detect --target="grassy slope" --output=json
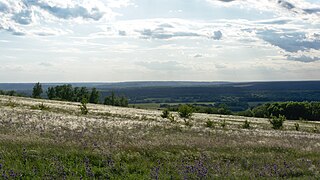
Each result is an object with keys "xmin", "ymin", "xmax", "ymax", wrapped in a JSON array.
[{"xmin": 0, "ymin": 95, "xmax": 319, "ymax": 179}]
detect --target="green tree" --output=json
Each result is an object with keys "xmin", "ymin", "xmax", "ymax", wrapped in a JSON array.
[
  {"xmin": 269, "ymin": 115, "xmax": 286, "ymax": 130},
  {"xmin": 104, "ymin": 96, "xmax": 112, "ymax": 105},
  {"xmin": 110, "ymin": 92, "xmax": 116, "ymax": 105},
  {"xmin": 32, "ymin": 82, "xmax": 43, "ymax": 98},
  {"xmin": 46, "ymin": 87, "xmax": 55, "ymax": 99},
  {"xmin": 79, "ymin": 98, "xmax": 88, "ymax": 115},
  {"xmin": 104, "ymin": 92, "xmax": 128, "ymax": 107},
  {"xmin": 178, "ymin": 105, "xmax": 194, "ymax": 118},
  {"xmin": 89, "ymin": 88, "xmax": 100, "ymax": 104},
  {"xmin": 78, "ymin": 87, "xmax": 89, "ymax": 102},
  {"xmin": 119, "ymin": 96, "xmax": 128, "ymax": 107}
]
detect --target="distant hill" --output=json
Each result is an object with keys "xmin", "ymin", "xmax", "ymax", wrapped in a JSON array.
[{"xmin": 1, "ymin": 81, "xmax": 320, "ymax": 111}]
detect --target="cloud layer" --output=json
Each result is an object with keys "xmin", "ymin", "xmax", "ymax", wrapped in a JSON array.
[
  {"xmin": 0, "ymin": 0, "xmax": 130, "ymax": 35},
  {"xmin": 1, "ymin": 0, "xmax": 320, "ymax": 82}
]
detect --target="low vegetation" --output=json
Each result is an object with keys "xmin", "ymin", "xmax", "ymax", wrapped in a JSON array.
[
  {"xmin": 269, "ymin": 115, "xmax": 286, "ymax": 130},
  {"xmin": 79, "ymin": 98, "xmax": 89, "ymax": 115},
  {"xmin": 104, "ymin": 92, "xmax": 128, "ymax": 107},
  {"xmin": 205, "ymin": 119, "xmax": 214, "ymax": 128},
  {"xmin": 178, "ymin": 105, "xmax": 194, "ymax": 118},
  {"xmin": 0, "ymin": 95, "xmax": 319, "ymax": 179},
  {"xmin": 242, "ymin": 119, "xmax": 251, "ymax": 129}
]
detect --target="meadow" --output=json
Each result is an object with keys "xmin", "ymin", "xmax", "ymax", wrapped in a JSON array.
[{"xmin": 0, "ymin": 95, "xmax": 319, "ymax": 179}]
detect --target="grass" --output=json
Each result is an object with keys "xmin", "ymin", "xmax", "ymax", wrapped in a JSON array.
[{"xmin": 0, "ymin": 95, "xmax": 319, "ymax": 179}]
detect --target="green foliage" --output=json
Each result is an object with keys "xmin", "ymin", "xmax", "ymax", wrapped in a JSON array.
[
  {"xmin": 313, "ymin": 126, "xmax": 318, "ymax": 133},
  {"xmin": 220, "ymin": 119, "xmax": 227, "ymax": 128},
  {"xmin": 89, "ymin": 88, "xmax": 100, "ymax": 104},
  {"xmin": 217, "ymin": 104, "xmax": 232, "ymax": 115},
  {"xmin": 79, "ymin": 98, "xmax": 88, "ymax": 115},
  {"xmin": 178, "ymin": 105, "xmax": 193, "ymax": 118},
  {"xmin": 161, "ymin": 109, "xmax": 170, "ymax": 118},
  {"xmin": 104, "ymin": 92, "xmax": 128, "ymax": 107},
  {"xmin": 46, "ymin": 87, "xmax": 55, "ymax": 100},
  {"xmin": 242, "ymin": 119, "xmax": 251, "ymax": 129},
  {"xmin": 269, "ymin": 115, "xmax": 286, "ymax": 130},
  {"xmin": 46, "ymin": 85, "xmax": 99, "ymax": 104},
  {"xmin": 248, "ymin": 101, "xmax": 320, "ymax": 121},
  {"xmin": 237, "ymin": 109, "xmax": 254, "ymax": 117},
  {"xmin": 32, "ymin": 82, "xmax": 43, "ymax": 99},
  {"xmin": 294, "ymin": 123, "xmax": 300, "ymax": 131},
  {"xmin": 160, "ymin": 109, "xmax": 175, "ymax": 122},
  {"xmin": 205, "ymin": 119, "xmax": 214, "ymax": 128},
  {"xmin": 0, "ymin": 90, "xmax": 25, "ymax": 97}
]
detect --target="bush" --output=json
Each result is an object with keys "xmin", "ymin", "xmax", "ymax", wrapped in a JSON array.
[
  {"xmin": 178, "ymin": 105, "xmax": 193, "ymax": 118},
  {"xmin": 294, "ymin": 123, "xmax": 300, "ymax": 131},
  {"xmin": 220, "ymin": 119, "xmax": 227, "ymax": 128},
  {"xmin": 161, "ymin": 109, "xmax": 170, "ymax": 118},
  {"xmin": 269, "ymin": 115, "xmax": 286, "ymax": 129},
  {"xmin": 242, "ymin": 119, "xmax": 250, "ymax": 129},
  {"xmin": 31, "ymin": 103, "xmax": 50, "ymax": 111},
  {"xmin": 205, "ymin": 119, "xmax": 214, "ymax": 128},
  {"xmin": 79, "ymin": 98, "xmax": 88, "ymax": 115}
]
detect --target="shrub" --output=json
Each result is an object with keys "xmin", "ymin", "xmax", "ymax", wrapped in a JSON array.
[
  {"xmin": 205, "ymin": 119, "xmax": 214, "ymax": 128},
  {"xmin": 269, "ymin": 115, "xmax": 286, "ymax": 129},
  {"xmin": 161, "ymin": 109, "xmax": 170, "ymax": 118},
  {"xmin": 79, "ymin": 98, "xmax": 88, "ymax": 115},
  {"xmin": 220, "ymin": 119, "xmax": 227, "ymax": 128},
  {"xmin": 31, "ymin": 103, "xmax": 50, "ymax": 111},
  {"xmin": 294, "ymin": 123, "xmax": 300, "ymax": 131},
  {"xmin": 242, "ymin": 119, "xmax": 250, "ymax": 129},
  {"xmin": 178, "ymin": 105, "xmax": 193, "ymax": 118}
]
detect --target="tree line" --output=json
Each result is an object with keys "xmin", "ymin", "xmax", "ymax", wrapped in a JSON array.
[
  {"xmin": 238, "ymin": 101, "xmax": 320, "ymax": 121},
  {"xmin": 0, "ymin": 90, "xmax": 25, "ymax": 97},
  {"xmin": 33, "ymin": 83, "xmax": 128, "ymax": 107},
  {"xmin": 46, "ymin": 84, "xmax": 100, "ymax": 104}
]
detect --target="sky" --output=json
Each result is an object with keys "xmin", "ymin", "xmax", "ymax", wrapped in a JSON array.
[{"xmin": 0, "ymin": 0, "xmax": 320, "ymax": 83}]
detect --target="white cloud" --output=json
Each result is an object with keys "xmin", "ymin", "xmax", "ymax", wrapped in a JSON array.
[
  {"xmin": 208, "ymin": 0, "xmax": 320, "ymax": 23},
  {"xmin": 0, "ymin": 0, "xmax": 133, "ymax": 36}
]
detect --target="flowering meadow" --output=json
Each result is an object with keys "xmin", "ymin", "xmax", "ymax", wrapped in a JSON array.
[{"xmin": 0, "ymin": 95, "xmax": 319, "ymax": 179}]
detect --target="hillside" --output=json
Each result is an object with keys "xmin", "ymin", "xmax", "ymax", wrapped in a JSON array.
[{"xmin": 0, "ymin": 95, "xmax": 319, "ymax": 178}]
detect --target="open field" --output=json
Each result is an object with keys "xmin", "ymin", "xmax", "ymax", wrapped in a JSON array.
[{"xmin": 0, "ymin": 95, "xmax": 319, "ymax": 179}]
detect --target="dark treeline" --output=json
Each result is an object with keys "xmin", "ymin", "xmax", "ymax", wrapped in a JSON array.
[
  {"xmin": 46, "ymin": 84, "xmax": 100, "ymax": 104},
  {"xmin": 161, "ymin": 101, "xmax": 320, "ymax": 121},
  {"xmin": 0, "ymin": 90, "xmax": 26, "ymax": 97},
  {"xmin": 46, "ymin": 84, "xmax": 128, "ymax": 107},
  {"xmin": 238, "ymin": 102, "xmax": 320, "ymax": 121},
  {"xmin": 104, "ymin": 92, "xmax": 128, "ymax": 107}
]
